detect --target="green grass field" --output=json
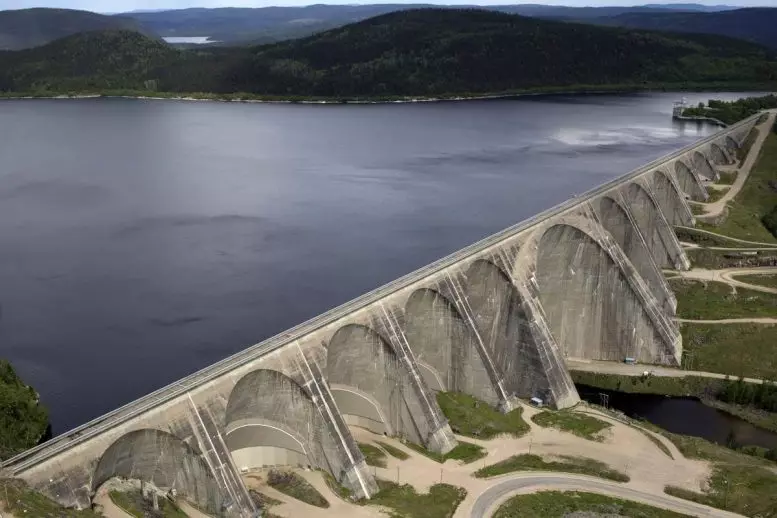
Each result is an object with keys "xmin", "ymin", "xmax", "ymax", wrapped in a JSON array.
[
  {"xmin": 367, "ymin": 480, "xmax": 467, "ymax": 518},
  {"xmin": 663, "ymin": 433, "xmax": 777, "ymax": 516},
  {"xmin": 359, "ymin": 442, "xmax": 388, "ymax": 468},
  {"xmin": 530, "ymin": 410, "xmax": 612, "ymax": 441},
  {"xmin": 0, "ymin": 479, "xmax": 101, "ymax": 517},
  {"xmin": 406, "ymin": 440, "xmax": 487, "ymax": 464},
  {"xmin": 698, "ymin": 131, "xmax": 777, "ymax": 243},
  {"xmin": 674, "ymin": 227, "xmax": 773, "ymax": 248},
  {"xmin": 474, "ymin": 453, "xmax": 629, "ymax": 482},
  {"xmin": 376, "ymin": 441, "xmax": 411, "ymax": 460},
  {"xmin": 436, "ymin": 391, "xmax": 530, "ymax": 439},
  {"xmin": 717, "ymin": 171, "xmax": 738, "ymax": 185},
  {"xmin": 684, "ymin": 248, "xmax": 777, "ymax": 269},
  {"xmin": 669, "ymin": 278, "xmax": 777, "ymax": 319},
  {"xmin": 493, "ymin": 490, "xmax": 691, "ymax": 518},
  {"xmin": 734, "ymin": 273, "xmax": 777, "ymax": 289},
  {"xmin": 267, "ymin": 470, "xmax": 329, "ymax": 508},
  {"xmin": 109, "ymin": 490, "xmax": 188, "ymax": 518},
  {"xmin": 681, "ymin": 323, "xmax": 777, "ymax": 379}
]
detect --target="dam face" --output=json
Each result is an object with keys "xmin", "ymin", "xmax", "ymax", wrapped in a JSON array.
[{"xmin": 0, "ymin": 114, "xmax": 758, "ymax": 516}]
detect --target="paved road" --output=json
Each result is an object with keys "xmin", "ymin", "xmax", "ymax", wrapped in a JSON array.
[
  {"xmin": 676, "ymin": 226, "xmax": 777, "ymax": 248},
  {"xmin": 676, "ymin": 317, "xmax": 777, "ymax": 324},
  {"xmin": 675, "ymin": 267, "xmax": 777, "ymax": 294},
  {"xmin": 469, "ymin": 473, "xmax": 743, "ymax": 518},
  {"xmin": 566, "ymin": 359, "xmax": 764, "ymax": 385}
]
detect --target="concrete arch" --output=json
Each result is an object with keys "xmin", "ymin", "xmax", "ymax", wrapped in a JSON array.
[
  {"xmin": 692, "ymin": 150, "xmax": 718, "ymax": 181},
  {"xmin": 650, "ymin": 170, "xmax": 694, "ymax": 227},
  {"xmin": 92, "ymin": 429, "xmax": 221, "ymax": 514},
  {"xmin": 461, "ymin": 259, "xmax": 554, "ymax": 403},
  {"xmin": 595, "ymin": 196, "xmax": 674, "ymax": 313},
  {"xmin": 327, "ymin": 324, "xmax": 422, "ymax": 443},
  {"xmin": 224, "ymin": 369, "xmax": 345, "ymax": 479},
  {"xmin": 623, "ymin": 182, "xmax": 679, "ymax": 268},
  {"xmin": 674, "ymin": 160, "xmax": 707, "ymax": 201},
  {"xmin": 403, "ymin": 288, "xmax": 499, "ymax": 406},
  {"xmin": 724, "ymin": 136, "xmax": 739, "ymax": 157},
  {"xmin": 709, "ymin": 143, "xmax": 730, "ymax": 165},
  {"xmin": 535, "ymin": 223, "xmax": 673, "ymax": 363}
]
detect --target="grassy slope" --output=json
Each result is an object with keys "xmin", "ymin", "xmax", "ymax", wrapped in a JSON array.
[
  {"xmin": 674, "ymin": 227, "xmax": 767, "ymax": 248},
  {"xmin": 0, "ymin": 479, "xmax": 101, "ymax": 517},
  {"xmin": 368, "ymin": 480, "xmax": 467, "ymax": 518},
  {"xmin": 475, "ymin": 453, "xmax": 629, "ymax": 482},
  {"xmin": 358, "ymin": 442, "xmax": 387, "ymax": 468},
  {"xmin": 663, "ymin": 433, "xmax": 777, "ymax": 516},
  {"xmin": 684, "ymin": 247, "xmax": 777, "ymax": 269},
  {"xmin": 669, "ymin": 278, "xmax": 777, "ymax": 319},
  {"xmin": 406, "ymin": 440, "xmax": 487, "ymax": 464},
  {"xmin": 735, "ymin": 273, "xmax": 777, "ymax": 289},
  {"xmin": 698, "ymin": 130, "xmax": 777, "ymax": 243},
  {"xmin": 267, "ymin": 470, "xmax": 329, "ymax": 508},
  {"xmin": 0, "ymin": 360, "xmax": 49, "ymax": 461},
  {"xmin": 530, "ymin": 410, "xmax": 612, "ymax": 441},
  {"xmin": 437, "ymin": 391, "xmax": 529, "ymax": 439},
  {"xmin": 376, "ymin": 441, "xmax": 410, "ymax": 460},
  {"xmin": 493, "ymin": 490, "xmax": 691, "ymax": 518},
  {"xmin": 681, "ymin": 323, "xmax": 777, "ymax": 379}
]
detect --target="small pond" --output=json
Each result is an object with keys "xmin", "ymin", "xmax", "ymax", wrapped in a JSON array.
[{"xmin": 576, "ymin": 384, "xmax": 777, "ymax": 450}]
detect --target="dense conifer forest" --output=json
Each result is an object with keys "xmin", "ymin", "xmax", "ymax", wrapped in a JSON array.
[{"xmin": 1, "ymin": 9, "xmax": 776, "ymax": 100}]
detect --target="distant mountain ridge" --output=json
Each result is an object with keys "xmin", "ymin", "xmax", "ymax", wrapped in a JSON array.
[
  {"xmin": 121, "ymin": 3, "xmax": 744, "ymax": 45},
  {"xmin": 590, "ymin": 8, "xmax": 777, "ymax": 50},
  {"xmin": 1, "ymin": 9, "xmax": 775, "ymax": 99},
  {"xmin": 0, "ymin": 8, "xmax": 149, "ymax": 50}
]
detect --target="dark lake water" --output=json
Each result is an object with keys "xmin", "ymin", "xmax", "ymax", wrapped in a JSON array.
[
  {"xmin": 577, "ymin": 385, "xmax": 777, "ymax": 451},
  {"xmin": 0, "ymin": 92, "xmax": 764, "ymax": 434}
]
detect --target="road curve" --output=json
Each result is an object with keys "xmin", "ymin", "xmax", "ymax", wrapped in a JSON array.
[
  {"xmin": 676, "ymin": 317, "xmax": 777, "ymax": 324},
  {"xmin": 566, "ymin": 359, "xmax": 765, "ymax": 385},
  {"xmin": 676, "ymin": 267, "xmax": 777, "ymax": 294},
  {"xmin": 675, "ymin": 226, "xmax": 777, "ymax": 248},
  {"xmin": 469, "ymin": 473, "xmax": 743, "ymax": 518}
]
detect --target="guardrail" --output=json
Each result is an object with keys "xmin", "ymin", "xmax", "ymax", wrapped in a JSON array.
[{"xmin": 1, "ymin": 111, "xmax": 760, "ymax": 475}]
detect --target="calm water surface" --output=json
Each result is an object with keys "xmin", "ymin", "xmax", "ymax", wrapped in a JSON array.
[
  {"xmin": 0, "ymin": 92, "xmax": 761, "ymax": 433},
  {"xmin": 577, "ymin": 385, "xmax": 777, "ymax": 450}
]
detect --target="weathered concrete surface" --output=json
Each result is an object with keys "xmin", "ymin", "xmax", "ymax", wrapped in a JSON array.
[{"xmin": 0, "ymin": 112, "xmax": 761, "ymax": 516}]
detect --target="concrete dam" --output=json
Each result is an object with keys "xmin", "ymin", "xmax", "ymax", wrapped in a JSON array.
[{"xmin": 0, "ymin": 113, "xmax": 760, "ymax": 516}]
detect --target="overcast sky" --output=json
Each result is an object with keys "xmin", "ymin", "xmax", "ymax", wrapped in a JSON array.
[{"xmin": 0, "ymin": 0, "xmax": 771, "ymax": 13}]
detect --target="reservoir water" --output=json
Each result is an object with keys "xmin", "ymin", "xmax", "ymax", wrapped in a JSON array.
[
  {"xmin": 577, "ymin": 385, "xmax": 777, "ymax": 451},
  {"xmin": 0, "ymin": 92, "xmax": 764, "ymax": 433}
]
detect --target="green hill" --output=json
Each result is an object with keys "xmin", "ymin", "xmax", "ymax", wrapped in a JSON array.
[
  {"xmin": 1, "ymin": 9, "xmax": 776, "ymax": 99},
  {"xmin": 0, "ymin": 8, "xmax": 149, "ymax": 50},
  {"xmin": 594, "ymin": 8, "xmax": 777, "ymax": 51},
  {"xmin": 0, "ymin": 360, "xmax": 48, "ymax": 461},
  {"xmin": 0, "ymin": 31, "xmax": 180, "ymax": 92}
]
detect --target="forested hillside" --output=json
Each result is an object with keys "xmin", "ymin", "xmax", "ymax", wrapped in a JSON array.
[
  {"xmin": 594, "ymin": 8, "xmax": 777, "ymax": 50},
  {"xmin": 1, "ymin": 9, "xmax": 776, "ymax": 99},
  {"xmin": 0, "ymin": 360, "xmax": 49, "ymax": 461},
  {"xmin": 0, "ymin": 8, "xmax": 148, "ymax": 50}
]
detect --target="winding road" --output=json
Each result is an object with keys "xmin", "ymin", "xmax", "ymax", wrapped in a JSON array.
[
  {"xmin": 567, "ymin": 359, "xmax": 765, "ymax": 384},
  {"xmin": 674, "ymin": 266, "xmax": 777, "ymax": 294},
  {"xmin": 696, "ymin": 110, "xmax": 776, "ymax": 219},
  {"xmin": 469, "ymin": 473, "xmax": 743, "ymax": 517}
]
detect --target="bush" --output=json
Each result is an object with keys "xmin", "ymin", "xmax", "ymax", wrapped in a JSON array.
[{"xmin": 763, "ymin": 206, "xmax": 777, "ymax": 238}]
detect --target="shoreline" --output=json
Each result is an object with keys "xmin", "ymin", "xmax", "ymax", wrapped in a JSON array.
[
  {"xmin": 1, "ymin": 84, "xmax": 774, "ymax": 105},
  {"xmin": 571, "ymin": 372, "xmax": 777, "ymax": 437}
]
